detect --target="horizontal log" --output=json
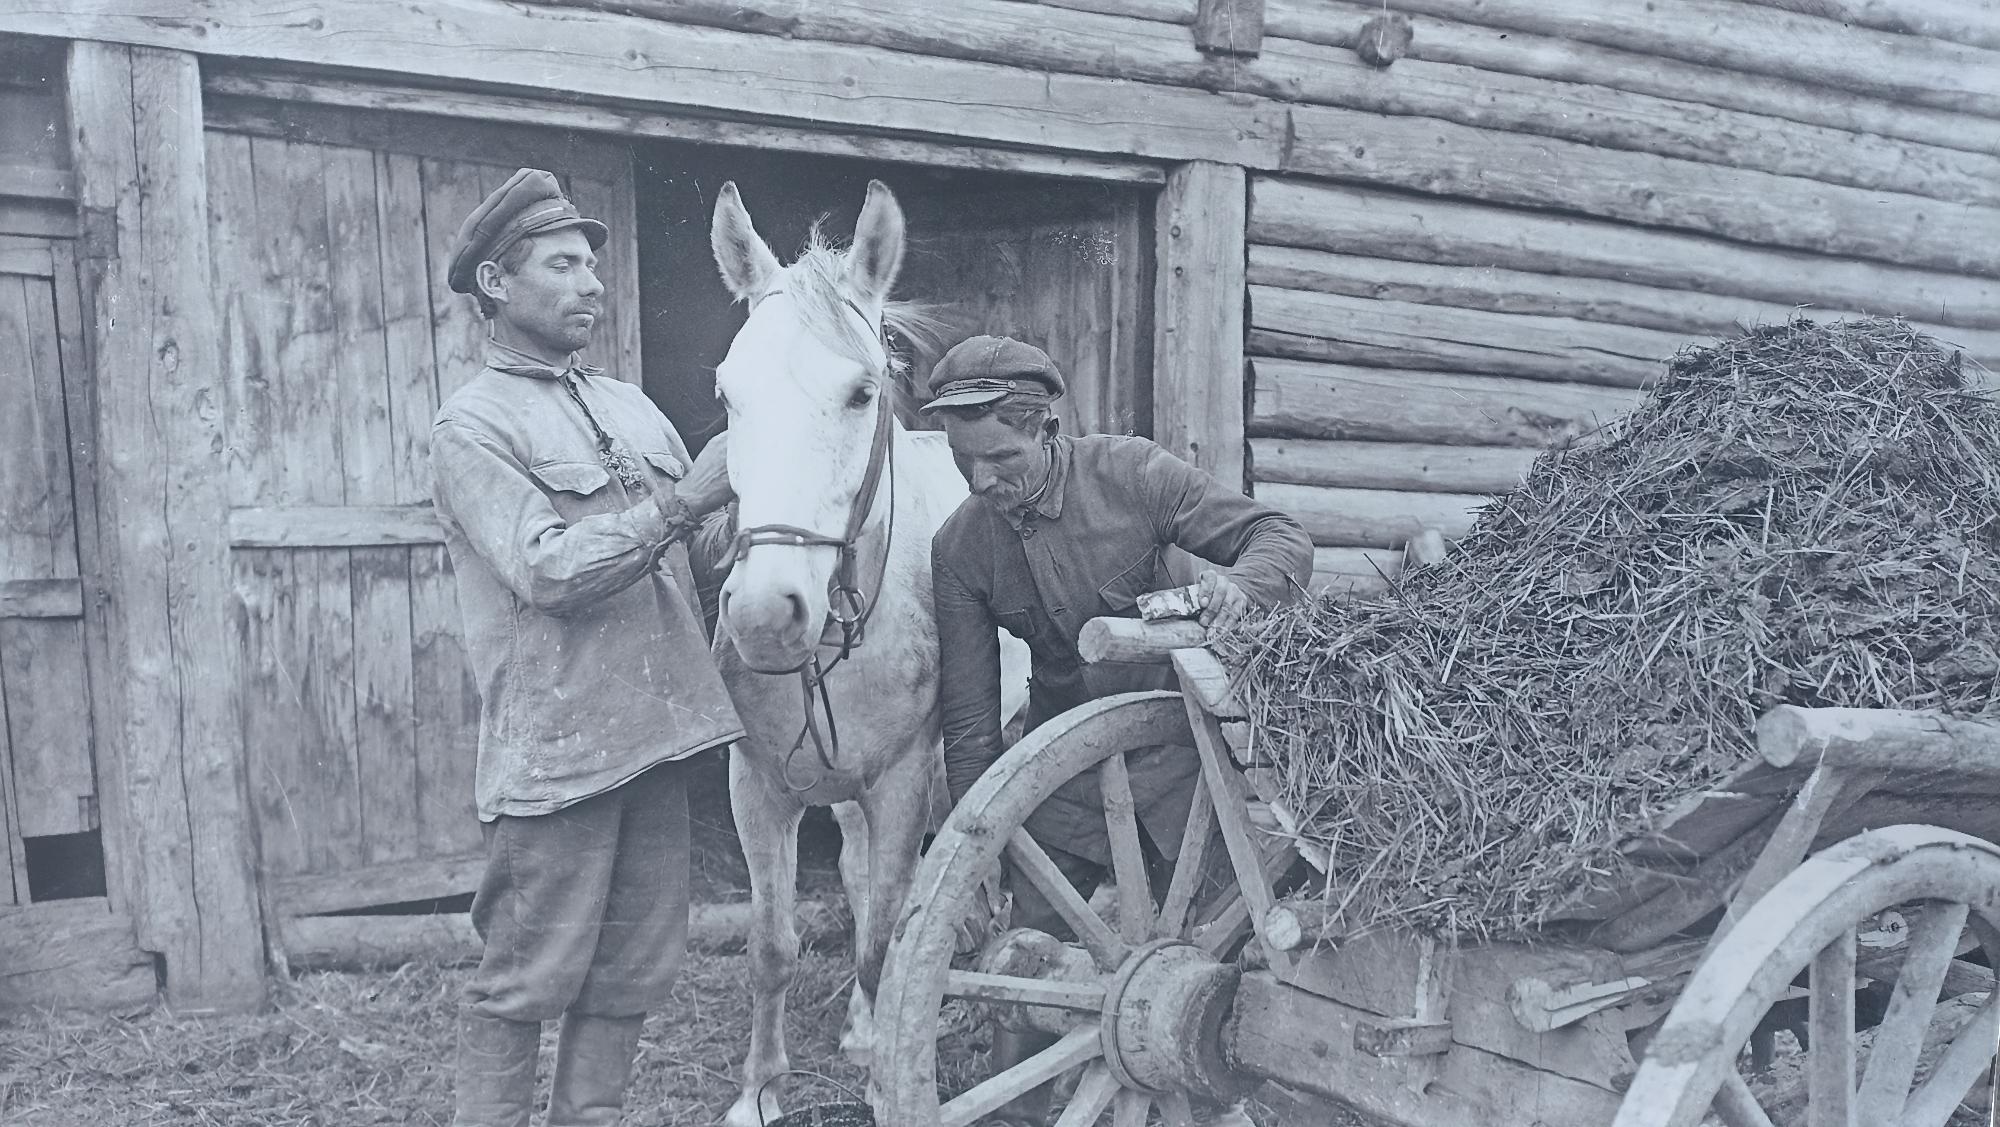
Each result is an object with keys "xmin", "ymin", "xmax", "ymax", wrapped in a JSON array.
[
  {"xmin": 0, "ymin": 900, "xmax": 156, "ymax": 1013},
  {"xmin": 1256, "ymin": 482, "xmax": 1485, "ymax": 549},
  {"xmin": 1077, "ymin": 617, "xmax": 1208, "ymax": 664},
  {"xmin": 1267, "ymin": 0, "xmax": 2000, "ymax": 158},
  {"xmin": 1250, "ymin": 286, "xmax": 1676, "ymax": 389},
  {"xmin": 5, "ymin": 0, "xmax": 1288, "ymax": 169},
  {"xmin": 0, "ymin": 578, "xmax": 83, "ymax": 619},
  {"xmin": 1013, "ymin": 0, "xmax": 1193, "ymax": 21},
  {"xmin": 1283, "ymin": 104, "xmax": 2000, "ymax": 278},
  {"xmin": 1250, "ymin": 357, "xmax": 1642, "ymax": 448},
  {"xmin": 1332, "ymin": 0, "xmax": 2000, "ymax": 118},
  {"xmin": 1311, "ymin": 546, "xmax": 1403, "ymax": 592},
  {"xmin": 1253, "ymin": 438, "xmax": 1536, "ymax": 494},
  {"xmin": 1733, "ymin": 0, "xmax": 2000, "ymax": 51},
  {"xmin": 1245, "ymin": 246, "xmax": 2000, "ymax": 366},
  {"xmin": 279, "ymin": 898, "xmax": 850, "ymax": 970},
  {"xmin": 1260, "ymin": 3, "xmax": 2000, "ymax": 207},
  {"xmin": 272, "ymin": 852, "xmax": 485, "ymax": 916},
  {"xmin": 229, "ymin": 505, "xmax": 444, "ymax": 548},
  {"xmin": 206, "ymin": 66, "xmax": 1166, "ymax": 186},
  {"xmin": 1250, "ymin": 178, "xmax": 2000, "ymax": 332},
  {"xmin": 1758, "ymin": 706, "xmax": 2000, "ymax": 780},
  {"xmin": 0, "ymin": 199, "xmax": 74, "ymax": 240}
]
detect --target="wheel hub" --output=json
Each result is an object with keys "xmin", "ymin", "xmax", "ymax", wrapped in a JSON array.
[{"xmin": 1101, "ymin": 940, "xmax": 1248, "ymax": 1102}]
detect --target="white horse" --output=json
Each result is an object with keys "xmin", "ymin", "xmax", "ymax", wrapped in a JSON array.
[{"xmin": 707, "ymin": 180, "xmax": 1029, "ymax": 1127}]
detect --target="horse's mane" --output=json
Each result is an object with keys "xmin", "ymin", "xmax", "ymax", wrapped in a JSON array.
[{"xmin": 783, "ymin": 228, "xmax": 947, "ymax": 397}]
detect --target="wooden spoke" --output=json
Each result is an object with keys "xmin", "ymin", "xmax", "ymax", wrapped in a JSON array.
[
  {"xmin": 1156, "ymin": 772, "xmax": 1215, "ymax": 939},
  {"xmin": 1156, "ymin": 1090, "xmax": 1198, "ymax": 1127},
  {"xmin": 944, "ymin": 969, "xmax": 1106, "ymax": 1013},
  {"xmin": 1855, "ymin": 902, "xmax": 1969, "ymax": 1123},
  {"xmin": 1807, "ymin": 928, "xmax": 1857, "ymax": 1127},
  {"xmin": 1008, "ymin": 829, "xmax": 1128, "ymax": 969},
  {"xmin": 939, "ymin": 1024, "xmax": 1103, "ymax": 1127},
  {"xmin": 1175, "ymin": 658, "xmax": 1292, "ymax": 974},
  {"xmin": 1110, "ymin": 1087, "xmax": 1151, "ymax": 1127},
  {"xmin": 1051, "ymin": 1062, "xmax": 1119, "ymax": 1127},
  {"xmin": 1713, "ymin": 1071, "xmax": 1778, "ymax": 1127},
  {"xmin": 1900, "ymin": 990, "xmax": 2000, "ymax": 1127},
  {"xmin": 1194, "ymin": 890, "xmax": 1249, "ymax": 956},
  {"xmin": 1098, "ymin": 751, "xmax": 1155, "ymax": 944}
]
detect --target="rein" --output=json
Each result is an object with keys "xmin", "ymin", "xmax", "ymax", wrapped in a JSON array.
[{"xmin": 726, "ymin": 293, "xmax": 898, "ymax": 785}]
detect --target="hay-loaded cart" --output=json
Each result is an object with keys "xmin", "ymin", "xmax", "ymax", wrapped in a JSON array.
[{"xmin": 872, "ymin": 617, "xmax": 2000, "ymax": 1127}]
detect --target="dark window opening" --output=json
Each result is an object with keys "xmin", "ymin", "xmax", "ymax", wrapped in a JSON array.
[{"xmin": 25, "ymin": 830, "xmax": 108, "ymax": 901}]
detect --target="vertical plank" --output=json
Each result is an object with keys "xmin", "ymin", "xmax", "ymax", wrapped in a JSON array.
[
  {"xmin": 566, "ymin": 165, "xmax": 642, "ymax": 381},
  {"xmin": 0, "ymin": 619, "xmax": 96, "ymax": 838},
  {"xmin": 376, "ymin": 152, "xmax": 437, "ymax": 505},
  {"xmin": 204, "ymin": 129, "xmax": 264, "ymax": 509},
  {"xmin": 328, "ymin": 146, "xmax": 420, "ymax": 867},
  {"xmin": 1153, "ymin": 161, "xmax": 1247, "ymax": 489},
  {"xmin": 413, "ymin": 156, "xmax": 494, "ymax": 858},
  {"xmin": 67, "ymin": 41, "xmax": 263, "ymax": 1010},
  {"xmin": 50, "ymin": 238, "xmax": 131, "ymax": 915},
  {"xmin": 1193, "ymin": 0, "xmax": 1264, "ymax": 56},
  {"xmin": 0, "ymin": 658, "xmax": 25, "ymax": 904},
  {"xmin": 0, "ymin": 275, "xmax": 61, "ymax": 577}
]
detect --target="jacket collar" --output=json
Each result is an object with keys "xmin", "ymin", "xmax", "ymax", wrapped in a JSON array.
[
  {"xmin": 484, "ymin": 339, "xmax": 602, "ymax": 380},
  {"xmin": 1003, "ymin": 433, "xmax": 1070, "ymax": 529}
]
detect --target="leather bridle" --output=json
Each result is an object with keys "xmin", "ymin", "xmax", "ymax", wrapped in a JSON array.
[{"xmin": 725, "ymin": 292, "xmax": 897, "ymax": 785}]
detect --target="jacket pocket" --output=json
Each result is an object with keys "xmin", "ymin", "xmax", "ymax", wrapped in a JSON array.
[
  {"xmin": 640, "ymin": 449, "xmax": 686, "ymax": 481},
  {"xmin": 1097, "ymin": 549, "xmax": 1161, "ymax": 613},
  {"xmin": 994, "ymin": 606, "xmax": 1043, "ymax": 644},
  {"xmin": 529, "ymin": 460, "xmax": 611, "ymax": 496}
]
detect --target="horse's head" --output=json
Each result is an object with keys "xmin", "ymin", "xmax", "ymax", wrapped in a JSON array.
[{"xmin": 709, "ymin": 179, "xmax": 908, "ymax": 673}]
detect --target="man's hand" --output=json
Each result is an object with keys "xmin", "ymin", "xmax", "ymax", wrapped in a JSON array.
[
  {"xmin": 675, "ymin": 433, "xmax": 732, "ymax": 518},
  {"xmin": 1197, "ymin": 568, "xmax": 1253, "ymax": 634}
]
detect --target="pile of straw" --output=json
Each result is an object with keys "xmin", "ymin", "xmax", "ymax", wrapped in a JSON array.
[{"xmin": 1215, "ymin": 318, "xmax": 2000, "ymax": 938}]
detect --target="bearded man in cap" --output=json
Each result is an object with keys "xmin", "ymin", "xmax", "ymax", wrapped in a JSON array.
[
  {"xmin": 430, "ymin": 168, "xmax": 742, "ymax": 1127},
  {"xmin": 926, "ymin": 335, "xmax": 1312, "ymax": 1127}
]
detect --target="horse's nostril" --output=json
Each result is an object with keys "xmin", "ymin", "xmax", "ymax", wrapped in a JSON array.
[{"xmin": 785, "ymin": 590, "xmax": 809, "ymax": 627}]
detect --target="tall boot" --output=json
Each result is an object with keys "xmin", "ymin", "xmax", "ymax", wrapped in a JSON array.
[
  {"xmin": 452, "ymin": 1009, "xmax": 541, "ymax": 1127},
  {"xmin": 546, "ymin": 1012, "xmax": 646, "ymax": 1126}
]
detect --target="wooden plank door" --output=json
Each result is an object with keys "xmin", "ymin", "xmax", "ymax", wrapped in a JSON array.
[
  {"xmin": 0, "ymin": 235, "xmax": 101, "ymax": 907},
  {"xmin": 202, "ymin": 100, "xmax": 640, "ymax": 917}
]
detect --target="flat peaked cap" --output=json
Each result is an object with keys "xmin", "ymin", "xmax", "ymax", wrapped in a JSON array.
[
  {"xmin": 447, "ymin": 168, "xmax": 609, "ymax": 295},
  {"xmin": 920, "ymin": 335, "xmax": 1067, "ymax": 412}
]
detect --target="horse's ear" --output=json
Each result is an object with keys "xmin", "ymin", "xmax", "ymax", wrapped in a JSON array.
[
  {"xmin": 711, "ymin": 181, "xmax": 781, "ymax": 302},
  {"xmin": 846, "ymin": 179, "xmax": 906, "ymax": 307}
]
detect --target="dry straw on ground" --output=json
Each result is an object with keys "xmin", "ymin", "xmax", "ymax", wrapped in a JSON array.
[{"xmin": 1216, "ymin": 318, "xmax": 2000, "ymax": 939}]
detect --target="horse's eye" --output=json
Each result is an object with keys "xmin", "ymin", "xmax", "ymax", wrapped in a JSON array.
[{"xmin": 849, "ymin": 386, "xmax": 876, "ymax": 409}]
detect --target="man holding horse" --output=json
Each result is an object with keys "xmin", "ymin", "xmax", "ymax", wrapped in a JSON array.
[
  {"xmin": 926, "ymin": 334, "xmax": 1313, "ymax": 1126},
  {"xmin": 429, "ymin": 167, "xmax": 742, "ymax": 1127}
]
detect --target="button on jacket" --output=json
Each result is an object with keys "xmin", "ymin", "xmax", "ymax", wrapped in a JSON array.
[
  {"xmin": 432, "ymin": 343, "xmax": 743, "ymax": 820},
  {"xmin": 933, "ymin": 433, "xmax": 1314, "ymax": 811}
]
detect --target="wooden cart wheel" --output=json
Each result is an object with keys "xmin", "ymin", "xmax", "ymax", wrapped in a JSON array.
[
  {"xmin": 1614, "ymin": 824, "xmax": 2000, "ymax": 1127},
  {"xmin": 874, "ymin": 691, "xmax": 1289, "ymax": 1127}
]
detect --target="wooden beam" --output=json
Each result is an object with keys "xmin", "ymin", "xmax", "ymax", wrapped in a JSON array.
[
  {"xmin": 1311, "ymin": 546, "xmax": 1400, "ymax": 596},
  {"xmin": 67, "ymin": 43, "xmax": 265, "ymax": 1013},
  {"xmin": 1249, "ymin": 178, "xmax": 2000, "ymax": 333},
  {"xmin": 228, "ymin": 505, "xmax": 444, "ymax": 549},
  {"xmin": 1732, "ymin": 0, "xmax": 2000, "ymax": 52},
  {"xmin": 0, "ymin": 237, "xmax": 55, "ymax": 278},
  {"xmin": 1757, "ymin": 706, "xmax": 2000, "ymax": 779},
  {"xmin": 1250, "ymin": 286, "xmax": 1677, "ymax": 389},
  {"xmin": 1266, "ymin": 0, "xmax": 2000, "ymax": 159},
  {"xmin": 1251, "ymin": 439, "xmax": 1536, "ymax": 495},
  {"xmin": 0, "ymin": 578, "xmax": 83, "ymax": 619},
  {"xmin": 1245, "ymin": 245, "xmax": 2000, "ymax": 366},
  {"xmin": 9, "ymin": 0, "xmax": 1286, "ymax": 170},
  {"xmin": 1193, "ymin": 0, "xmax": 1264, "ymax": 56},
  {"xmin": 1282, "ymin": 104, "xmax": 2000, "ymax": 278},
  {"xmin": 1021, "ymin": 0, "xmax": 1194, "ymax": 21},
  {"xmin": 1154, "ymin": 162, "xmax": 1248, "ymax": 488},
  {"xmin": 203, "ymin": 70, "xmax": 1164, "ymax": 185},
  {"xmin": 1249, "ymin": 357, "xmax": 1642, "ymax": 448},
  {"xmin": 0, "ymin": 900, "xmax": 156, "ymax": 1012},
  {"xmin": 271, "ymin": 852, "xmax": 485, "ymax": 916},
  {"xmin": 1255, "ymin": 482, "xmax": 1485, "ymax": 549},
  {"xmin": 1305, "ymin": 0, "xmax": 2000, "ymax": 119}
]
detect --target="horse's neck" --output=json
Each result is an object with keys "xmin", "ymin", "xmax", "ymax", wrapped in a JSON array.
[{"xmin": 859, "ymin": 426, "xmax": 963, "ymax": 595}]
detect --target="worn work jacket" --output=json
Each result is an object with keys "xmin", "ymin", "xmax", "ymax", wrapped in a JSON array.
[
  {"xmin": 933, "ymin": 434, "xmax": 1314, "ymax": 853},
  {"xmin": 432, "ymin": 342, "xmax": 743, "ymax": 821}
]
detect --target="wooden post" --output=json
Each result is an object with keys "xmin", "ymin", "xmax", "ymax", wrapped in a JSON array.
[
  {"xmin": 1194, "ymin": 0, "xmax": 1265, "ymax": 56},
  {"xmin": 66, "ymin": 42, "xmax": 266, "ymax": 1012},
  {"xmin": 1154, "ymin": 161, "xmax": 1248, "ymax": 489}
]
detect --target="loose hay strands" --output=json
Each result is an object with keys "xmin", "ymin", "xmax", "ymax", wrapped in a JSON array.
[{"xmin": 1214, "ymin": 318, "xmax": 2000, "ymax": 940}]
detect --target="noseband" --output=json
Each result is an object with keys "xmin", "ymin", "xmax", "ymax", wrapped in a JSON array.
[{"xmin": 726, "ymin": 292, "xmax": 898, "ymax": 785}]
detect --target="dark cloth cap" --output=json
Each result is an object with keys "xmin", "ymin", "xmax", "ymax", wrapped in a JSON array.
[
  {"xmin": 447, "ymin": 168, "xmax": 609, "ymax": 295},
  {"xmin": 920, "ymin": 335, "xmax": 1067, "ymax": 412}
]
